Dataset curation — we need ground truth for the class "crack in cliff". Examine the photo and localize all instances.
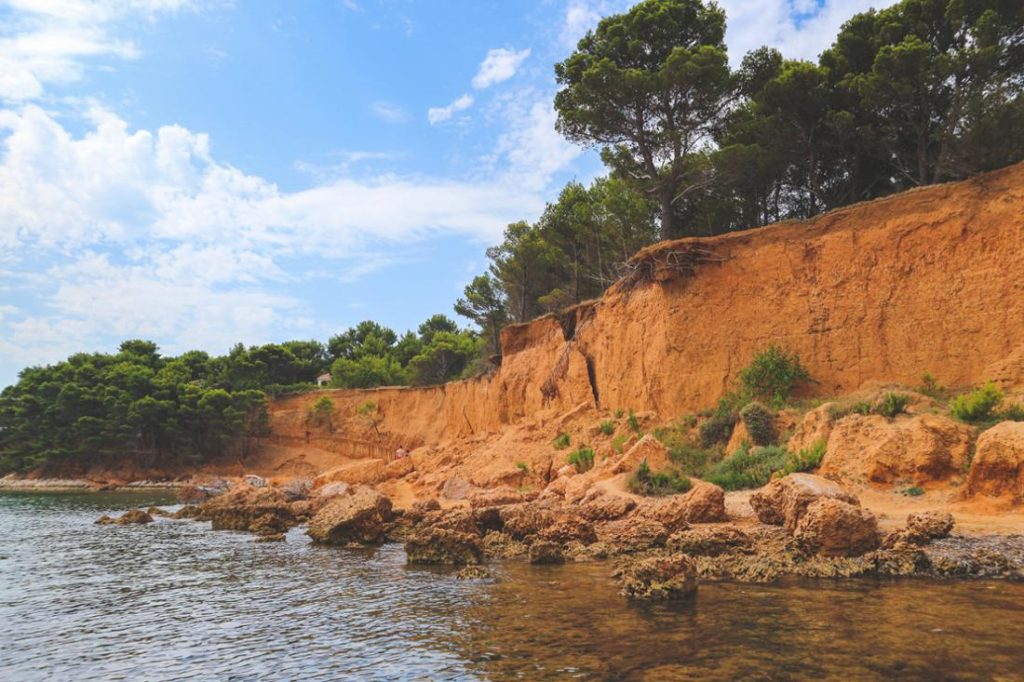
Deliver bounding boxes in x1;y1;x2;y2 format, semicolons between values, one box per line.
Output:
584;353;600;408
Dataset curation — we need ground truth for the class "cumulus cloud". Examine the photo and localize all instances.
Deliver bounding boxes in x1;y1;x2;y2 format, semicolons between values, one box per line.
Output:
427;93;474;124
472;47;531;89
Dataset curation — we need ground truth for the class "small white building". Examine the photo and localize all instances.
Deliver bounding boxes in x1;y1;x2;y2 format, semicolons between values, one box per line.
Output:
316;372;332;387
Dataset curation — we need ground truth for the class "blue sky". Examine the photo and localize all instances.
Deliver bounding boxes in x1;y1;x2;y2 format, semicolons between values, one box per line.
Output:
0;0;889;388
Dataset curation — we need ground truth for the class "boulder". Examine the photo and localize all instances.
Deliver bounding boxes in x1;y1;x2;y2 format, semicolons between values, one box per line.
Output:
962;421;1024;504
544;476;569;497
667;526;753;556
792;498;880;557
612;434;671;474
243;474;267;488
618;554;697;600
441;476;479;501
537;514;597;545
556;464;576;478
199;486;297;533
416;508;479;535
631;479;726;530
883;510;956;548
469;488;528;509
312;460;386;488
528;540;565;565
384;457;415;480
596;517;669;552
405;528;482;565
306;486;394;545
499;504;555;541
749;473;859;532
819;414;973;486
787;403;838;453
579;490;636;521
563;475;593;504
95;509;153;525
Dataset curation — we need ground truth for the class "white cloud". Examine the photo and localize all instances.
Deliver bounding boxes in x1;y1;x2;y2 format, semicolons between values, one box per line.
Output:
0;0;198;101
427;93;473;125
472;47;531;89
370;100;408;122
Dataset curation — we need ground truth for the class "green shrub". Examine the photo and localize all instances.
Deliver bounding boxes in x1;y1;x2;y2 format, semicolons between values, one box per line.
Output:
666;443;721;478
553;432;571;450
627;459;693;496
738;345;812;406
356;400;377;416
307;396;335;428
515;461;529;473
612;433;628;454
900;486;925;497
628;410;641;434
919;371;944;399
614;408;625;419
850;401;872;416
782;439;826;475
1000;403;1024;421
599;420;615;436
876;392;911;419
567;446;595;473
705;444;788;491
699;395;740;447
739;401;776;445
950;383;1004;422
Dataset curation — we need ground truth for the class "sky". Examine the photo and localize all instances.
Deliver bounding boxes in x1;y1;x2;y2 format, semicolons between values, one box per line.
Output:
0;0;893;388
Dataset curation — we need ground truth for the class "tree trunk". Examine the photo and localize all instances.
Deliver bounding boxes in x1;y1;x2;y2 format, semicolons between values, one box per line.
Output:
659;188;675;239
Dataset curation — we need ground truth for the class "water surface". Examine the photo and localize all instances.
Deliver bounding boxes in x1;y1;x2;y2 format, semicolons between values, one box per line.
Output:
1;491;1023;681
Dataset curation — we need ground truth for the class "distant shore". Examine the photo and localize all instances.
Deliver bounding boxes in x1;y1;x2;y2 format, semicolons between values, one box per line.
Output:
0;477;185;492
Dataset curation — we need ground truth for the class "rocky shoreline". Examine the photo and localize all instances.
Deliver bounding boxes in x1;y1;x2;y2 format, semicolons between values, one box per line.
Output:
0;477;185;492
92;472;1024;600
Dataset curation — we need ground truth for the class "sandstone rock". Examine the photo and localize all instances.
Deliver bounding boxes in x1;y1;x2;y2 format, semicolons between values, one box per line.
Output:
306;486;393;545
243;474;267;488
725;421;751;454
145;506;173;518
793;498;880;557
313;460;386;488
499;504;555;541
255;533;285;543
612;434;671;474
787;403;838;453
529;540;565;564
199;486;297;534
468;488;527;509
384;457;415;480
819;414;973;486
563;475;593;504
416;508;479;536
317;482;351;499
749;473;859;532
618;554;697;600
579;490;636;521
405;528;482;565
411;498;442;515
884;510;956;548
441;476;479;501
173;505;200;519
544;476;569;497
963;421;1024;504
118;509;154;525
631;479;726;530
596;517;669;552
456;565;492;580
538;514;597;545
556;464;576;478
667;526;753;556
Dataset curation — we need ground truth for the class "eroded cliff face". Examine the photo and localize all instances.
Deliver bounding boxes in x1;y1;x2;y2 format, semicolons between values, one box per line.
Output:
268;162;1024;451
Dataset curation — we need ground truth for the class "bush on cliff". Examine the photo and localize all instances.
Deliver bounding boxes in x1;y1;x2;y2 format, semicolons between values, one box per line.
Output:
705;444;788;491
876;392;910;419
567;446;595;473
950;383;1004;423
782;439;827;475
738;345;812;406
739;401;776;445
627;459;693;496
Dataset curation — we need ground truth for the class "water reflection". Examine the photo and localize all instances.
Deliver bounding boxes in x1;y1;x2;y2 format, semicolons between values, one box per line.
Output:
1;492;1023;681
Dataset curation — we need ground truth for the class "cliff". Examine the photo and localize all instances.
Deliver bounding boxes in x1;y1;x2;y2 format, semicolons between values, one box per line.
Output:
267;161;1024;453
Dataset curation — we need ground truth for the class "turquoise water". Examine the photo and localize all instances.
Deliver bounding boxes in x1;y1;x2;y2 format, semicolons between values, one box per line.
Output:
1;491;1023;681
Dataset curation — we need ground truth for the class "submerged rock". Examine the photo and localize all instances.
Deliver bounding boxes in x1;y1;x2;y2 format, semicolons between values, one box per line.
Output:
199;486;297;534
596;518;669;553
668;526;753;557
618;554;697;600
456;565;492;580
307;486;393;545
95;509;154;525
529;540;565;564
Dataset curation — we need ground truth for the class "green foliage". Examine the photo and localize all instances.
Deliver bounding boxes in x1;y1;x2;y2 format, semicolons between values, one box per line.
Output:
454;274;507;357
515;461;529;473
919;371;945;399
567;446;595;473
876;392;911;419
851;401;873;416
307;396;334;429
950;383;1004;422
782;439;826;475
699;395;740;447
614;408;625;419
705;444;788;491
1000;404;1024;422
553;432;571;450
739;401;776;445
356;401;377;416
627;410;641;434
738;345;812;406
599;420;615;436
611;433;628;454
900;486;925;497
627;459;693;496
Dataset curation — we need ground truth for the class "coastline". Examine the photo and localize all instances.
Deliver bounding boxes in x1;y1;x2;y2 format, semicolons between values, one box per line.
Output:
0;477;186;493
